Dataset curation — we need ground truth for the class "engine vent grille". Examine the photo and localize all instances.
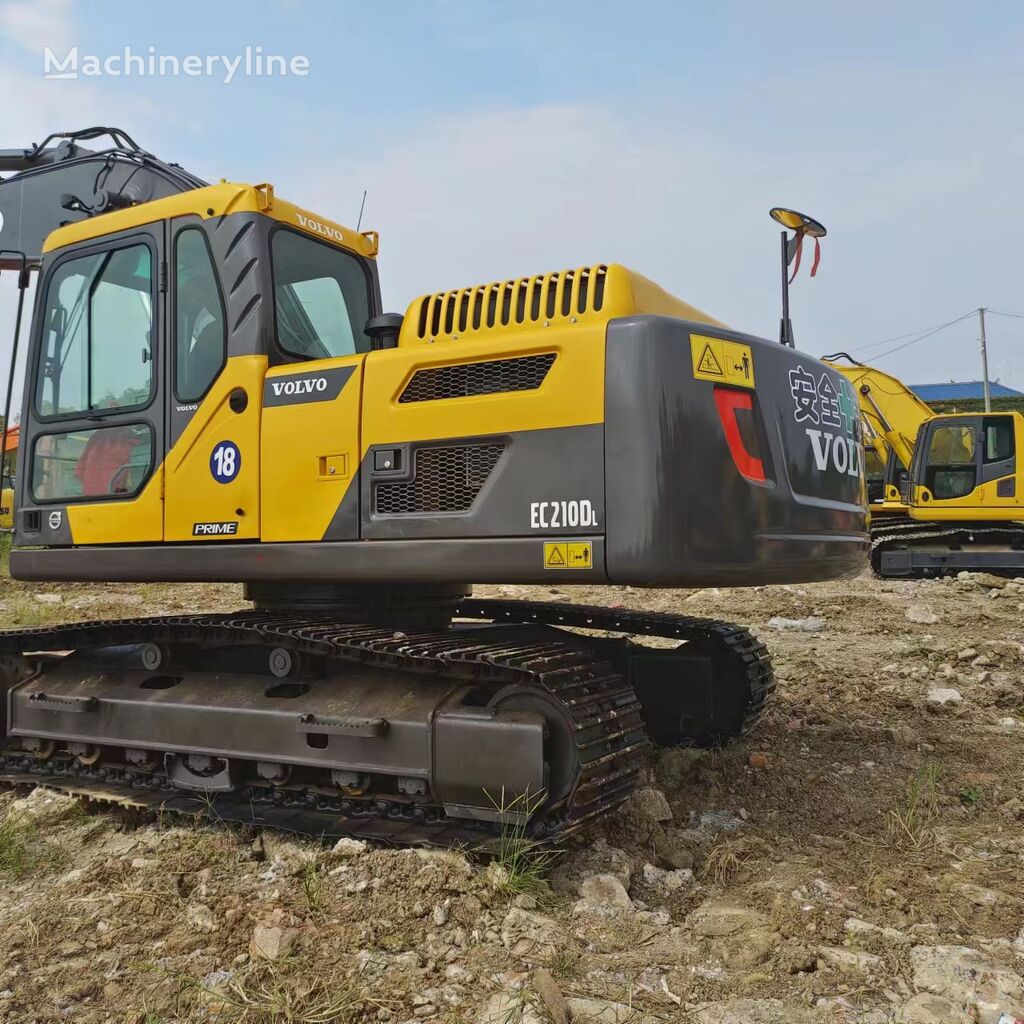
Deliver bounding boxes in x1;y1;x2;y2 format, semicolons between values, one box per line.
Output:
414;264;608;340
374;444;506;515
399;353;555;404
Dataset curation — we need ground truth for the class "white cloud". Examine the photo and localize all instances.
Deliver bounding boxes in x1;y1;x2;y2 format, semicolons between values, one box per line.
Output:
0;0;73;55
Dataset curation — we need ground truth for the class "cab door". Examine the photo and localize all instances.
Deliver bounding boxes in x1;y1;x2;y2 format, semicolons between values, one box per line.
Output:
19;226;165;546
162;218;264;542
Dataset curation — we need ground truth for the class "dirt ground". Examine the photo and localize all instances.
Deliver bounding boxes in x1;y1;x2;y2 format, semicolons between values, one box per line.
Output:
0;564;1021;1024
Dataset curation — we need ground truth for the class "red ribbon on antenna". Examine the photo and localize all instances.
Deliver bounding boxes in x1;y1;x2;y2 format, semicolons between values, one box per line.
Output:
788;234;803;283
789;233;822;282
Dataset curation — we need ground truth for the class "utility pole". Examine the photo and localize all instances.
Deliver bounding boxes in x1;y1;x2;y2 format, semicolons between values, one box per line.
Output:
978;307;991;412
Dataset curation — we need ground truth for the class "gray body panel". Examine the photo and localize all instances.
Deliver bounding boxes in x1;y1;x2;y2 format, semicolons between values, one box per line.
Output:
361;424;604;540
604;317;868;585
10;536;609;583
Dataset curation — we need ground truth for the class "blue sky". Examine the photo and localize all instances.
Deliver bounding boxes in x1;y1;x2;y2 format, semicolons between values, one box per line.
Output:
2;0;1024;400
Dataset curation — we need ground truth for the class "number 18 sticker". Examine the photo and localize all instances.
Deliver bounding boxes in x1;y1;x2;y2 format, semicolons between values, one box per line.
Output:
210;441;240;483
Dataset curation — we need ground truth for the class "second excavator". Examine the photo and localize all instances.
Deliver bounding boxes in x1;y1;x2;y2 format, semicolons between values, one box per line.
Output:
825;354;1024;577
0;129;867;844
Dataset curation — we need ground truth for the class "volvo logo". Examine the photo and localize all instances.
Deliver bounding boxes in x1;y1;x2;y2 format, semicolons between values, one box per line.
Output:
295;213;344;242
48;510;62;530
270;377;328;397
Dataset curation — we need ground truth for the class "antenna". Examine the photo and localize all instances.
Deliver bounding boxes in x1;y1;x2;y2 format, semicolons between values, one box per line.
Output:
769;207;826;348
356;189;367;232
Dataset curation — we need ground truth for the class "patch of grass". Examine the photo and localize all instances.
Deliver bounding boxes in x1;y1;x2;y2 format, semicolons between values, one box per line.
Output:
959;784;982;808
700;835;769;886
0;813;34;876
0;811;69;877
888;763;941;851
159;963;364;1023
545;946;583;979
702;841;741;885
301;860;327;916
484;788;559;898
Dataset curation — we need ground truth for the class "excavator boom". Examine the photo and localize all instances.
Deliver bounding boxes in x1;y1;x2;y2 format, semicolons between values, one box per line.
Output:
822;352;934;471
0;126;204;269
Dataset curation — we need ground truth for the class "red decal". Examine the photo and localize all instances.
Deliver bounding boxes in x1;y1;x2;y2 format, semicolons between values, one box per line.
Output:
714;387;766;482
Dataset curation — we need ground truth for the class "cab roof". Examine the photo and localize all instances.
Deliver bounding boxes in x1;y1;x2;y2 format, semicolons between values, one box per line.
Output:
43;182;378;259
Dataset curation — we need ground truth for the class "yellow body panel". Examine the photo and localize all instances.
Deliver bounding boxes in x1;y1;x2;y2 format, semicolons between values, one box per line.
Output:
0;486;13;531
261;356;364;542
67;467;164;544
910;477;1017;520
362;326;605;454
164;356;266;542
398;263;723;347
43;183;377;260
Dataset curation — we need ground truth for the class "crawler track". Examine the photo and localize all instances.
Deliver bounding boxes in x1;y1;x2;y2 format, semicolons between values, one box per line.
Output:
0;600;772;846
870;519;1024;576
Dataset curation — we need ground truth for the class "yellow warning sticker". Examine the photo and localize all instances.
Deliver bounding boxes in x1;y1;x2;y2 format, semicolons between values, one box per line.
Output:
544;543;567;567
544;541;593;569
690;334;755;389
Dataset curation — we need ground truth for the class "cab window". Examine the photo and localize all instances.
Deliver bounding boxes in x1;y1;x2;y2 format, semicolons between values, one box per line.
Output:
175;228;226;402
35;244;154;417
926;424;977;500
983;417;1014;463
863;447;885;503
31;424;153;502
271;229;371;360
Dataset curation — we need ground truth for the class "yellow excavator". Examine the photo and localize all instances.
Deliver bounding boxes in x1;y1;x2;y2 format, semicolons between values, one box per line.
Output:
824;354;1024;577
0;425;14;531
0;128;867;844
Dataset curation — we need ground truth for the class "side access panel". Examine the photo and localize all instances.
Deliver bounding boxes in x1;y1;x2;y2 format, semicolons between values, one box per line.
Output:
261;357;364;541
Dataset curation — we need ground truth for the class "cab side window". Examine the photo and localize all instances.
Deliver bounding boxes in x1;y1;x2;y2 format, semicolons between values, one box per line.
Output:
271;229;371;360
175;228;226;402
35;244;154;417
983;417;1014;463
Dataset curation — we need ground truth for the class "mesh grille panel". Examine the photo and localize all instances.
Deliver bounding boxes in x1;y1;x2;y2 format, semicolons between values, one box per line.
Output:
399;354;555;403
374;444;505;515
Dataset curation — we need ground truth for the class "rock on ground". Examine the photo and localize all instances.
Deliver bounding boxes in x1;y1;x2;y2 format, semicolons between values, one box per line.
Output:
249;910;304;961
910;944;1024;1024
500;907;564;960
625;786;673;823
576;873;634;914
688;901;778;969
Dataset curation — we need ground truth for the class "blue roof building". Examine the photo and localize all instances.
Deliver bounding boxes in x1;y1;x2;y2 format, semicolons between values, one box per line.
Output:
911;381;1024;401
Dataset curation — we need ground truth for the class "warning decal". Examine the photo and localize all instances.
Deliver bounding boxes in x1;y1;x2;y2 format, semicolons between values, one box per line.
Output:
690;334;756;389
545;543;567;567
696;344;724;376
544;541;593;570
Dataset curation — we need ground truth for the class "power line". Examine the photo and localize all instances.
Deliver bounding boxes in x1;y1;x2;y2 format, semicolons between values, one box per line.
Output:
867;311;976;362
852;311;976;354
985;308;1024;319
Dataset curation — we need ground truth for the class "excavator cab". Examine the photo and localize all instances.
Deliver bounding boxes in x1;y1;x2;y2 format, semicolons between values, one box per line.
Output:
907;413;1019;511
